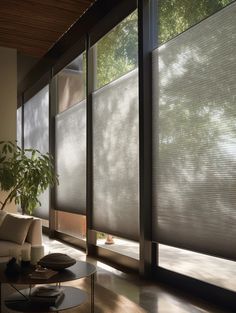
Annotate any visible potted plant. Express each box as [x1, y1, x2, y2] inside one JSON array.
[[0, 141, 58, 214]]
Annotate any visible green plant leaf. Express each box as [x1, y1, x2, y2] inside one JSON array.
[[0, 141, 58, 212]]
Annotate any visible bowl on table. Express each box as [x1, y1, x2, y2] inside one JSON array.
[[38, 253, 76, 270]]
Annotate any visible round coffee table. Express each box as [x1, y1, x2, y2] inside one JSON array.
[[0, 260, 96, 313]]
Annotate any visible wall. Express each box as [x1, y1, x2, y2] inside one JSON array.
[[0, 46, 17, 212]]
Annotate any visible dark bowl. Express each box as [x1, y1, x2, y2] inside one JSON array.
[[38, 253, 76, 270]]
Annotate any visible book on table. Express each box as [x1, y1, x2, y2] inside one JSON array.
[[29, 285, 64, 306], [29, 267, 58, 279]]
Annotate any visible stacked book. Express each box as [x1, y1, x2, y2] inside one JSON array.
[[29, 267, 58, 280], [29, 285, 64, 306]]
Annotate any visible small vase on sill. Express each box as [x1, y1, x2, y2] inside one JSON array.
[[105, 234, 114, 245]]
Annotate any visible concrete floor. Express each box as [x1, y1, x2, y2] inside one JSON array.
[[43, 236, 233, 313]]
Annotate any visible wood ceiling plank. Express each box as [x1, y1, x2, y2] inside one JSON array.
[[0, 0, 95, 57], [0, 1, 84, 22], [0, 31, 51, 48], [0, 10, 79, 29], [0, 22, 60, 42], [0, 15, 68, 34], [31, 0, 94, 13]]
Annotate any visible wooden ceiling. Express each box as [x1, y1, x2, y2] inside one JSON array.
[[0, 0, 95, 58]]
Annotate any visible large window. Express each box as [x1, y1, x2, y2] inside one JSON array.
[[92, 11, 139, 251], [153, 0, 236, 286], [55, 53, 87, 240]]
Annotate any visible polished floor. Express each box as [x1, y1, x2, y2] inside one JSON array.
[[43, 236, 232, 313]]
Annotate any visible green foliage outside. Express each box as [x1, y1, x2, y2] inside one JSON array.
[[158, 0, 233, 44], [96, 10, 138, 89], [97, 232, 106, 239], [0, 141, 58, 214], [95, 0, 233, 88]]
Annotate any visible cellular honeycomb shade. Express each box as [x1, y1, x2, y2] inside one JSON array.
[[92, 69, 139, 241], [152, 3, 236, 260], [24, 85, 49, 220], [16, 107, 22, 213], [55, 100, 86, 215], [16, 107, 22, 148]]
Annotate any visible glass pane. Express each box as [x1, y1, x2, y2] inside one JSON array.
[[56, 211, 86, 240], [57, 52, 86, 113], [95, 10, 138, 89], [152, 2, 236, 260], [159, 244, 236, 292], [97, 232, 139, 260], [159, 0, 233, 45], [24, 85, 49, 219], [24, 86, 49, 154]]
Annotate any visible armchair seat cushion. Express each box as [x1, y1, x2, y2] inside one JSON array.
[[0, 240, 31, 257]]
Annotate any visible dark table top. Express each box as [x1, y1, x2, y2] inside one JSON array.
[[0, 260, 96, 285]]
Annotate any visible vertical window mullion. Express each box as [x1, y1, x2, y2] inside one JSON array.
[[86, 35, 97, 255]]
